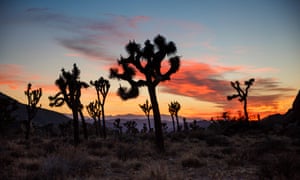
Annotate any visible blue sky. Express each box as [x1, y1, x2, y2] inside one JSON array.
[[1, 0, 299, 119]]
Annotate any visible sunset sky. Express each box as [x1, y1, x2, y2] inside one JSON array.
[[1, 0, 299, 120]]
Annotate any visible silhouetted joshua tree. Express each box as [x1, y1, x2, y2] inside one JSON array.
[[90, 77, 110, 138], [227, 78, 255, 122], [110, 35, 180, 152], [86, 100, 101, 136], [139, 99, 152, 132], [169, 101, 181, 132], [24, 83, 42, 140], [49, 64, 89, 145]]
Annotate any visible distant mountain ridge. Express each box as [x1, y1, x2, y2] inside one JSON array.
[[0, 92, 71, 126]]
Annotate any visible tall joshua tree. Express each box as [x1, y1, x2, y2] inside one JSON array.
[[227, 78, 255, 122], [49, 64, 89, 145], [168, 102, 176, 132], [86, 101, 101, 136], [24, 83, 42, 139], [169, 101, 181, 132], [110, 35, 180, 152], [139, 99, 152, 132], [90, 77, 110, 138]]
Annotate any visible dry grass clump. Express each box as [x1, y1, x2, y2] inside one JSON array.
[[39, 145, 95, 179], [136, 162, 170, 180], [181, 156, 205, 168], [257, 153, 300, 179], [205, 135, 230, 146]]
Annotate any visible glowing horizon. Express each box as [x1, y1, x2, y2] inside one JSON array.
[[1, 0, 299, 120]]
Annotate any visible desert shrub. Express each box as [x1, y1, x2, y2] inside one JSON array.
[[187, 129, 207, 140], [116, 143, 139, 161], [86, 139, 103, 149], [257, 154, 300, 179], [18, 158, 40, 171], [110, 159, 123, 169], [127, 159, 143, 171], [205, 135, 230, 146], [43, 140, 60, 154], [221, 147, 235, 155], [252, 136, 288, 155], [137, 162, 170, 180], [168, 132, 187, 142], [40, 146, 93, 179], [181, 157, 205, 168]]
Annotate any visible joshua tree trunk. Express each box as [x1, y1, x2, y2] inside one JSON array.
[[94, 119, 99, 136], [148, 85, 164, 152], [147, 113, 151, 132], [72, 108, 80, 146], [101, 105, 107, 138], [244, 99, 249, 122], [175, 113, 180, 132], [79, 110, 88, 139], [96, 91, 104, 137], [171, 115, 175, 132]]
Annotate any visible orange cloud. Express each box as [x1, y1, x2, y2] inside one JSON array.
[[106, 58, 296, 119]]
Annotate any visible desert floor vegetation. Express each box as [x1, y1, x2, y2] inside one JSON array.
[[1, 124, 300, 180]]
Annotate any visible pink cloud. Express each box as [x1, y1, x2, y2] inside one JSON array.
[[0, 64, 26, 89]]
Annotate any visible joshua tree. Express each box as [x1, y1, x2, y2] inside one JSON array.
[[169, 101, 181, 132], [49, 64, 89, 145], [124, 120, 139, 135], [90, 77, 110, 138], [110, 35, 180, 152], [168, 103, 176, 132], [227, 78, 255, 122], [24, 83, 42, 139], [86, 100, 101, 136], [139, 99, 152, 132]]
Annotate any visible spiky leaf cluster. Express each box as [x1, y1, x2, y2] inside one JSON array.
[[86, 101, 101, 120], [227, 78, 255, 102], [139, 99, 152, 115], [110, 35, 180, 100], [168, 101, 181, 116], [90, 77, 110, 104]]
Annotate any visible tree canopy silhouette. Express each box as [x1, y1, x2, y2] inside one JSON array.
[[227, 78, 255, 122], [110, 35, 180, 152], [49, 64, 89, 145]]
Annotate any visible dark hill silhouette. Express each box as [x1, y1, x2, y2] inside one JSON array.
[[285, 90, 300, 123], [0, 92, 71, 126]]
